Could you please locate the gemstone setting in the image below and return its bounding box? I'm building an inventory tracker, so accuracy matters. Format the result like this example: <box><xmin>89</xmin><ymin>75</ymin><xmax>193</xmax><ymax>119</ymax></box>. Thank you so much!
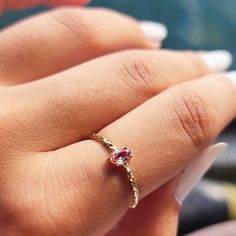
<box><xmin>110</xmin><ymin>146</ymin><xmax>133</xmax><ymax>166</ymax></box>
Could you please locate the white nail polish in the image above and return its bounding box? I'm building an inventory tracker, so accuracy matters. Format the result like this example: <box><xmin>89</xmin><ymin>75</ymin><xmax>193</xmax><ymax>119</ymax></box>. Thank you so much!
<box><xmin>175</xmin><ymin>142</ymin><xmax>228</xmax><ymax>204</ymax></box>
<box><xmin>226</xmin><ymin>71</ymin><xmax>236</xmax><ymax>85</ymax></box>
<box><xmin>200</xmin><ymin>50</ymin><xmax>233</xmax><ymax>72</ymax></box>
<box><xmin>139</xmin><ymin>21</ymin><xmax>168</xmax><ymax>42</ymax></box>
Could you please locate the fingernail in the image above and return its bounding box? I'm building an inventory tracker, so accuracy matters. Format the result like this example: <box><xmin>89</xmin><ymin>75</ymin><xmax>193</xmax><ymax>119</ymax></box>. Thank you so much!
<box><xmin>175</xmin><ymin>142</ymin><xmax>228</xmax><ymax>205</ymax></box>
<box><xmin>200</xmin><ymin>50</ymin><xmax>233</xmax><ymax>72</ymax></box>
<box><xmin>226</xmin><ymin>71</ymin><xmax>236</xmax><ymax>85</ymax></box>
<box><xmin>139</xmin><ymin>21</ymin><xmax>168</xmax><ymax>43</ymax></box>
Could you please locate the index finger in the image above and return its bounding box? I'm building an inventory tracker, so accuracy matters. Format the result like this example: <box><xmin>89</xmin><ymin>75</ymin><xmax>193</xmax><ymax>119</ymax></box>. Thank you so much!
<box><xmin>0</xmin><ymin>0</ymin><xmax>89</xmax><ymax>13</ymax></box>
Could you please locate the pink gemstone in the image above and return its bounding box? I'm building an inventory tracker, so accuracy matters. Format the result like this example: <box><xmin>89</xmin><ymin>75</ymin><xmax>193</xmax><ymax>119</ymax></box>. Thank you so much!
<box><xmin>110</xmin><ymin>147</ymin><xmax>132</xmax><ymax>166</ymax></box>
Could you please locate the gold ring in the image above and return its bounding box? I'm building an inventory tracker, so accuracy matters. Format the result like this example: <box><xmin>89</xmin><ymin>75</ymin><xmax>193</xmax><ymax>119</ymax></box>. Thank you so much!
<box><xmin>91</xmin><ymin>134</ymin><xmax>139</xmax><ymax>209</ymax></box>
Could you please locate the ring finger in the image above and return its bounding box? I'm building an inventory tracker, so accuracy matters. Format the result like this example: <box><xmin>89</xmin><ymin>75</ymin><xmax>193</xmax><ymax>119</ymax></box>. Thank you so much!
<box><xmin>52</xmin><ymin>73</ymin><xmax>236</xmax><ymax>235</ymax></box>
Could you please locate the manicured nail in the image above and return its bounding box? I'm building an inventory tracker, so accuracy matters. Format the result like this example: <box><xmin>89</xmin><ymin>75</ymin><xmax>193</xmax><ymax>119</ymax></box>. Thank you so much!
<box><xmin>226</xmin><ymin>71</ymin><xmax>236</xmax><ymax>85</ymax></box>
<box><xmin>200</xmin><ymin>50</ymin><xmax>233</xmax><ymax>72</ymax></box>
<box><xmin>175</xmin><ymin>143</ymin><xmax>228</xmax><ymax>205</ymax></box>
<box><xmin>139</xmin><ymin>21</ymin><xmax>168</xmax><ymax>43</ymax></box>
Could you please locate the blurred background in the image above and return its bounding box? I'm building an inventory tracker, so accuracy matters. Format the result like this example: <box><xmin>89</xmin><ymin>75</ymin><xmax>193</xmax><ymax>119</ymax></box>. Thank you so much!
<box><xmin>1</xmin><ymin>0</ymin><xmax>236</xmax><ymax>235</ymax></box>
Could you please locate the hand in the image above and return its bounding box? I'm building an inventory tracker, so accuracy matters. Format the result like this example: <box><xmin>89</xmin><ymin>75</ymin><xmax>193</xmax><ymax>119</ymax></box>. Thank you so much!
<box><xmin>0</xmin><ymin>3</ymin><xmax>236</xmax><ymax>236</ymax></box>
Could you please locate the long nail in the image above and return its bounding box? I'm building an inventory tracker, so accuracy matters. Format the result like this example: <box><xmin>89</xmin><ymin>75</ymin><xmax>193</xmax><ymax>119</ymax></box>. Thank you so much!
<box><xmin>175</xmin><ymin>143</ymin><xmax>228</xmax><ymax>204</ymax></box>
<box><xmin>226</xmin><ymin>71</ymin><xmax>236</xmax><ymax>85</ymax></box>
<box><xmin>139</xmin><ymin>21</ymin><xmax>168</xmax><ymax>43</ymax></box>
<box><xmin>200</xmin><ymin>50</ymin><xmax>233</xmax><ymax>72</ymax></box>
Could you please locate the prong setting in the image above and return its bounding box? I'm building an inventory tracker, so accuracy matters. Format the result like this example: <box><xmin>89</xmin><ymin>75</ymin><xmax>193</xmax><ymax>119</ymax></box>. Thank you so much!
<box><xmin>91</xmin><ymin>134</ymin><xmax>139</xmax><ymax>208</ymax></box>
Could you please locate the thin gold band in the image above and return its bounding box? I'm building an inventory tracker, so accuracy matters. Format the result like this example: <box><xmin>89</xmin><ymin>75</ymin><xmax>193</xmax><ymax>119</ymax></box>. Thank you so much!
<box><xmin>91</xmin><ymin>134</ymin><xmax>139</xmax><ymax>209</ymax></box>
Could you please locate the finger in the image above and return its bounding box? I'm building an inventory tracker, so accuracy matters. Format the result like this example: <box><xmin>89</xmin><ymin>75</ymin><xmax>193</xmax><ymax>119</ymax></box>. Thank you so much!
<box><xmin>109</xmin><ymin>143</ymin><xmax>227</xmax><ymax>236</ymax></box>
<box><xmin>44</xmin><ymin>73</ymin><xmax>236</xmax><ymax>235</ymax></box>
<box><xmin>4</xmin><ymin>50</ymin><xmax>212</xmax><ymax>152</ymax></box>
<box><xmin>6</xmin><ymin>74</ymin><xmax>234</xmax><ymax>234</ymax></box>
<box><xmin>0</xmin><ymin>8</ymin><xmax>154</xmax><ymax>85</ymax></box>
<box><xmin>107</xmin><ymin>178</ymin><xmax>180</xmax><ymax>236</ymax></box>
<box><xmin>181</xmin><ymin>50</ymin><xmax>233</xmax><ymax>73</ymax></box>
<box><xmin>0</xmin><ymin>0</ymin><xmax>89</xmax><ymax>13</ymax></box>
<box><xmin>97</xmin><ymin>74</ymin><xmax>236</xmax><ymax>195</ymax></box>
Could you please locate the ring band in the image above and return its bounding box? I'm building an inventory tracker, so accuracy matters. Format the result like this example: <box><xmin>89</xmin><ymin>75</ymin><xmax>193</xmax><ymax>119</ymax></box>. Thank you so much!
<box><xmin>91</xmin><ymin>134</ymin><xmax>140</xmax><ymax>209</ymax></box>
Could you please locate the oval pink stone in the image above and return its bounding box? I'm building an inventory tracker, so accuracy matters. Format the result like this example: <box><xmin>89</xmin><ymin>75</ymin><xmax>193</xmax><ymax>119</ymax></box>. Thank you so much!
<box><xmin>110</xmin><ymin>147</ymin><xmax>132</xmax><ymax>165</ymax></box>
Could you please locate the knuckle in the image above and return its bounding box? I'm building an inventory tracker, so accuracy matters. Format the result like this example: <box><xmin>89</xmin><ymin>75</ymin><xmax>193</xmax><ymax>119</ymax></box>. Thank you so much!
<box><xmin>50</xmin><ymin>8</ymin><xmax>107</xmax><ymax>52</ymax></box>
<box><xmin>171</xmin><ymin>87</ymin><xmax>214</xmax><ymax>150</ymax></box>
<box><xmin>117</xmin><ymin>51</ymin><xmax>159</xmax><ymax>97</ymax></box>
<box><xmin>50</xmin><ymin>8</ymin><xmax>94</xmax><ymax>44</ymax></box>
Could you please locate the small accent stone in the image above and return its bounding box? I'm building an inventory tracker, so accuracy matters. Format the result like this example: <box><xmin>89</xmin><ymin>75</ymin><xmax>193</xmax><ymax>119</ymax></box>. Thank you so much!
<box><xmin>110</xmin><ymin>147</ymin><xmax>132</xmax><ymax>166</ymax></box>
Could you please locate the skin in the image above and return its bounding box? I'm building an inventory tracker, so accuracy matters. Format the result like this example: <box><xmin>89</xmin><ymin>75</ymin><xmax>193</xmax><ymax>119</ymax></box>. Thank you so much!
<box><xmin>0</xmin><ymin>3</ymin><xmax>236</xmax><ymax>236</ymax></box>
<box><xmin>0</xmin><ymin>8</ymin><xmax>153</xmax><ymax>85</ymax></box>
